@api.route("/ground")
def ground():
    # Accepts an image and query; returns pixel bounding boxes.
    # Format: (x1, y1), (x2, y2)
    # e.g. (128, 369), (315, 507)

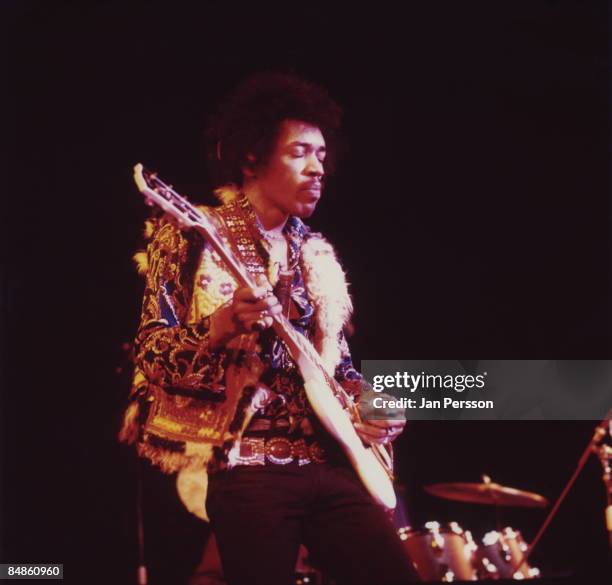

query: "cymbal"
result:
(425, 480), (549, 508)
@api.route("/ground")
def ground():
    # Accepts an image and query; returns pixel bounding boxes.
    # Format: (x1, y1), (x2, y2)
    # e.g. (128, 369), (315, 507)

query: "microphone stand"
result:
(136, 455), (148, 585)
(512, 412), (611, 575)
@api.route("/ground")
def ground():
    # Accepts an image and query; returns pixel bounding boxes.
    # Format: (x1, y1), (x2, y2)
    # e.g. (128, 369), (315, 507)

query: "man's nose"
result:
(304, 154), (324, 177)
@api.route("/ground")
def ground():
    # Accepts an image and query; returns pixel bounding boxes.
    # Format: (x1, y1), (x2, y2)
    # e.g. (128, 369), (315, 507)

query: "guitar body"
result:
(133, 164), (397, 510)
(303, 379), (397, 509)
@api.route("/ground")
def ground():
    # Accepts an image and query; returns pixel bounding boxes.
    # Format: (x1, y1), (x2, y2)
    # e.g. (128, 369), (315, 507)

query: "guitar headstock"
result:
(133, 163), (203, 229)
(133, 162), (254, 288)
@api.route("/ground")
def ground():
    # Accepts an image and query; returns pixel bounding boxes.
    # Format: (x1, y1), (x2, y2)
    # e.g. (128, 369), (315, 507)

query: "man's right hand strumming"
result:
(209, 284), (282, 350)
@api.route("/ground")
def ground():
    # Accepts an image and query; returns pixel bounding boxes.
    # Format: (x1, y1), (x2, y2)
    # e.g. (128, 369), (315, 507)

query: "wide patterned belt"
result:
(227, 436), (327, 467)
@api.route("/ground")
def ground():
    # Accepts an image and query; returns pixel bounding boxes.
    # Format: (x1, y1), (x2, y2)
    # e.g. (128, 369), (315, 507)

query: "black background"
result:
(2, 2), (611, 583)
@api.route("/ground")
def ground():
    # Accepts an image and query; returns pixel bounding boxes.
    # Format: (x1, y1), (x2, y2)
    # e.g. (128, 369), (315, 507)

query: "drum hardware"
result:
(422, 475), (547, 579)
(398, 521), (479, 582)
(479, 527), (540, 580)
(398, 520), (542, 581)
(424, 477), (549, 508)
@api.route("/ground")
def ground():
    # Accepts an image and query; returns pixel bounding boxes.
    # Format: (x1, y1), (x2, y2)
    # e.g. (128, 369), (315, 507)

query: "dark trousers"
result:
(206, 462), (418, 585)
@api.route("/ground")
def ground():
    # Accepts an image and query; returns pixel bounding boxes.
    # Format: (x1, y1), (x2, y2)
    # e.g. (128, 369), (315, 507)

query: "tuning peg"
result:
(144, 197), (154, 207)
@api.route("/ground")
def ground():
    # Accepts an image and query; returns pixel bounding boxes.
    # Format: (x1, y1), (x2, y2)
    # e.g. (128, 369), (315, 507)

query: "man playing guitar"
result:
(122, 72), (416, 585)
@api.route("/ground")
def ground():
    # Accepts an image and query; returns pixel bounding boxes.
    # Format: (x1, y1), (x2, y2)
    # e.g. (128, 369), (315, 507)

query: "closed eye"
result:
(287, 142), (326, 161)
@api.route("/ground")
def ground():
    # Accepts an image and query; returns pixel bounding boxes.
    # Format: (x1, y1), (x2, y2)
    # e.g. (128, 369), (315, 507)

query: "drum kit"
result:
(397, 476), (548, 581)
(395, 416), (612, 582)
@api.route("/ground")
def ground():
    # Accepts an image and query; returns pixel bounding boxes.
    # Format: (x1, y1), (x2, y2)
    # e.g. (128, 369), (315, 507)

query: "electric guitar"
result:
(133, 163), (396, 509)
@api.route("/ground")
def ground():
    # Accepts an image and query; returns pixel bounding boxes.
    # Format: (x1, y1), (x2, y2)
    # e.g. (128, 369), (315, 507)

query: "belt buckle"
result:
(265, 437), (294, 465)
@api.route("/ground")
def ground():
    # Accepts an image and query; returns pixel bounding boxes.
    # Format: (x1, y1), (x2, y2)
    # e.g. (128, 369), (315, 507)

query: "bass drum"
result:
(398, 521), (479, 582)
(478, 526), (541, 580)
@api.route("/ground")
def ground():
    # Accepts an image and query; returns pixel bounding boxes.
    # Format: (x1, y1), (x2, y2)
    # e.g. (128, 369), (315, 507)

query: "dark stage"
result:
(3, 2), (611, 583)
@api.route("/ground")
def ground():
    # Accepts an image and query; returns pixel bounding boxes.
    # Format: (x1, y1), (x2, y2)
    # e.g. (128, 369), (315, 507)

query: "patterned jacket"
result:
(120, 188), (363, 473)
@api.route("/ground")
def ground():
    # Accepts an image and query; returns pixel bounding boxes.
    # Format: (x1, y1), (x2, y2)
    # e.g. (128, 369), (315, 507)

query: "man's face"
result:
(253, 119), (326, 219)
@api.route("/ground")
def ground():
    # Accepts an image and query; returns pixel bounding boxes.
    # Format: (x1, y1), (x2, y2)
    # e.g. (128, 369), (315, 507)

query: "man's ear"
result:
(242, 153), (258, 179)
